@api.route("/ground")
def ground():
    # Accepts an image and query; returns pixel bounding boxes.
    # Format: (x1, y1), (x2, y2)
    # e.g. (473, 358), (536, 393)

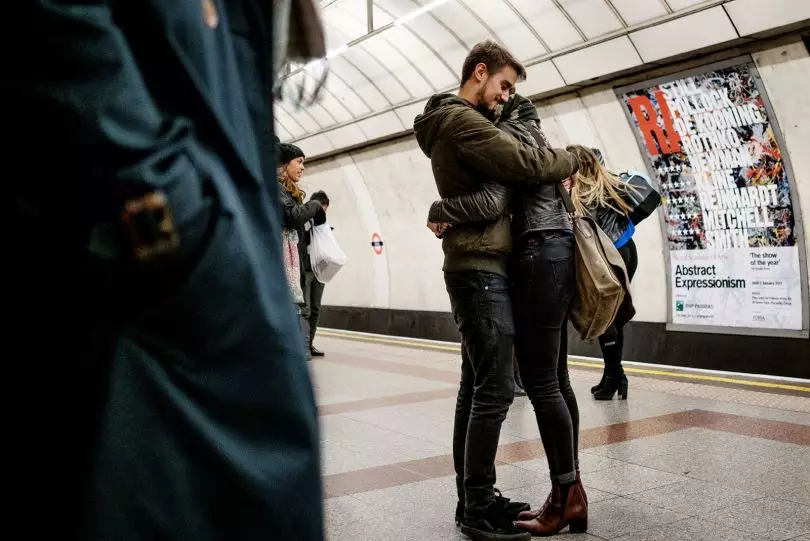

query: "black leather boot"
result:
(590, 370), (607, 395)
(593, 374), (628, 400)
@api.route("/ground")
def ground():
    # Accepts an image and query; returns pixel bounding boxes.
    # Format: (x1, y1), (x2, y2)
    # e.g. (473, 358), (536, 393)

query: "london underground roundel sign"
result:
(371, 233), (384, 255)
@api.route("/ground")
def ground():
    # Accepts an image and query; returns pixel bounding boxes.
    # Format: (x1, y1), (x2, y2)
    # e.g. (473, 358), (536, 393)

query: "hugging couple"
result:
(414, 39), (592, 541)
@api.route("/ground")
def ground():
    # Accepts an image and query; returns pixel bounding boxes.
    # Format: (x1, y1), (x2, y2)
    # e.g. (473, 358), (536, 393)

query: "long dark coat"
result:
(5, 2), (323, 539)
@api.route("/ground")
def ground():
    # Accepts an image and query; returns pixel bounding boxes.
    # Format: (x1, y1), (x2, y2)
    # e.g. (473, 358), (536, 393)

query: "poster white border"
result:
(615, 55), (809, 339)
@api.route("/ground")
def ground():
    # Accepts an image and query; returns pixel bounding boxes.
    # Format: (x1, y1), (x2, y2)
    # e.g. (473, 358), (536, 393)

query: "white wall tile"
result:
(555, 37), (643, 84)
(725, 0), (810, 37)
(630, 7), (738, 63)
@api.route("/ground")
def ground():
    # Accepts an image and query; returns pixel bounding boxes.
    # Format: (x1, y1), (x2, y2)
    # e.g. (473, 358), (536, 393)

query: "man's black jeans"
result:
(511, 231), (579, 484)
(446, 270), (515, 517)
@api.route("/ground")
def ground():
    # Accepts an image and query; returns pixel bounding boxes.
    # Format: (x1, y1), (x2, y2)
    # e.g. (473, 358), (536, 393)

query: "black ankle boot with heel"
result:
(590, 371), (607, 395)
(592, 374), (628, 400)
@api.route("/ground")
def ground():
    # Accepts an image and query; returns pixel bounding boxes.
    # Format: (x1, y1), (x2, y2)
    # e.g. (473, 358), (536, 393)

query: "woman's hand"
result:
(427, 221), (452, 238)
(562, 175), (575, 192)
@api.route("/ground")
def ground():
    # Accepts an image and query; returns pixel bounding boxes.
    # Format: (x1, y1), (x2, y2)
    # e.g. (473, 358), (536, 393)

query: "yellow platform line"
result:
(319, 329), (810, 394)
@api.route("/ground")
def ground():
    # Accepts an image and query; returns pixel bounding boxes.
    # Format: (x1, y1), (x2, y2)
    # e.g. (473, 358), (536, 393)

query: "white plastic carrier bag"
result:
(309, 221), (347, 283)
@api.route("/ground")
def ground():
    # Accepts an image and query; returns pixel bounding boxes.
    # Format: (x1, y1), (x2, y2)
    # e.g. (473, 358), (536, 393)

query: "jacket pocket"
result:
(479, 216), (513, 254)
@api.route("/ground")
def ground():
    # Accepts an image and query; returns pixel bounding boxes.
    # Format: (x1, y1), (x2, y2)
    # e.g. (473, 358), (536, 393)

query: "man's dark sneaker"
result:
(459, 499), (531, 541)
(455, 489), (531, 526)
(310, 347), (325, 358)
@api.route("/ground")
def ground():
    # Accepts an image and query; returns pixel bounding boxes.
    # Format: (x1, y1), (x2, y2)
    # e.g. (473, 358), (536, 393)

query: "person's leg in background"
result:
(297, 306), (311, 360)
(593, 240), (638, 400)
(299, 269), (314, 359)
(307, 271), (326, 356)
(513, 349), (527, 397)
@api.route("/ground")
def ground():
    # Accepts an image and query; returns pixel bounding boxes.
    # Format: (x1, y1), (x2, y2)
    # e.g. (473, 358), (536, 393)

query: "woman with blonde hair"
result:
(566, 145), (642, 400)
(277, 141), (324, 358)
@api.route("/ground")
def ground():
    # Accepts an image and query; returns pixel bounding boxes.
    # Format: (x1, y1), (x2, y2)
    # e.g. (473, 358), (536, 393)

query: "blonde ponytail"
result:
(566, 145), (636, 217)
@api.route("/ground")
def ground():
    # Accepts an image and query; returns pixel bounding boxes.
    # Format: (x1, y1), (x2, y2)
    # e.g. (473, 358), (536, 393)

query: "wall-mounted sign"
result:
(617, 56), (808, 337)
(371, 232), (384, 255)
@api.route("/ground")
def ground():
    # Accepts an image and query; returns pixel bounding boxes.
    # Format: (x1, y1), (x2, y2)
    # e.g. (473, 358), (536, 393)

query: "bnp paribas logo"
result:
(675, 300), (685, 312)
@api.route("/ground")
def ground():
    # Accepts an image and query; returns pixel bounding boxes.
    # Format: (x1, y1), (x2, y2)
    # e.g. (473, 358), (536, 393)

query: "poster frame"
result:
(614, 54), (809, 339)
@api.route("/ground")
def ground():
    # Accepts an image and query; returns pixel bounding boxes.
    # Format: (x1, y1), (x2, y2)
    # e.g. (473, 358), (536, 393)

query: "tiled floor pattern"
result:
(311, 336), (810, 541)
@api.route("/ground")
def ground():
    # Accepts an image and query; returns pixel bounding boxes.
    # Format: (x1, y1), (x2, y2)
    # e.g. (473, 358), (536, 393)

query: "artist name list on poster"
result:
(661, 78), (777, 250)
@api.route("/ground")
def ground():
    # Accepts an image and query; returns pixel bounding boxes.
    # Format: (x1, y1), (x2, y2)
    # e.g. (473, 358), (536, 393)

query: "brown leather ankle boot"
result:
(515, 479), (588, 535)
(517, 471), (584, 520)
(577, 470), (587, 505)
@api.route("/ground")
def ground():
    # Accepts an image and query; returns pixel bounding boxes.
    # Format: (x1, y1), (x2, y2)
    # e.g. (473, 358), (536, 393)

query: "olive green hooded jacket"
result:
(414, 93), (577, 276)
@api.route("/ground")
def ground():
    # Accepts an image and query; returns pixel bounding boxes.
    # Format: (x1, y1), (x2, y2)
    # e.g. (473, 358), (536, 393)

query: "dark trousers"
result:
(558, 322), (580, 471)
(598, 239), (639, 376)
(511, 231), (579, 484)
(301, 270), (325, 348)
(446, 271), (515, 516)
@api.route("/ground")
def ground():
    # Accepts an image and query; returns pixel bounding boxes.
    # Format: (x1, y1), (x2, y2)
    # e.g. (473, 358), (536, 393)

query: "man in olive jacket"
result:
(6, 2), (322, 540)
(413, 40), (577, 541)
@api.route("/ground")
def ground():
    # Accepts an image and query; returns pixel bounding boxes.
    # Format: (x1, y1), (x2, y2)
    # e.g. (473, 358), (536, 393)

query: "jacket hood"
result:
(413, 93), (472, 158)
(499, 94), (540, 125)
(497, 93), (547, 148)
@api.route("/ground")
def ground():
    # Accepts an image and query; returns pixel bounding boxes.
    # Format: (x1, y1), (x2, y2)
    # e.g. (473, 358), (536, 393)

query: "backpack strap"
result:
(524, 124), (577, 216)
(556, 182), (576, 216)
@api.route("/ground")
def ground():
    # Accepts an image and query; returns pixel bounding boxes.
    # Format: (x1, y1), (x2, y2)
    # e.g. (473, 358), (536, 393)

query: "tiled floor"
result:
(310, 334), (810, 541)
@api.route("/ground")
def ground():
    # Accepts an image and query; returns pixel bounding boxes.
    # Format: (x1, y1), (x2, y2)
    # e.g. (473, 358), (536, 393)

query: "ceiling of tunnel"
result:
(273, 0), (805, 149)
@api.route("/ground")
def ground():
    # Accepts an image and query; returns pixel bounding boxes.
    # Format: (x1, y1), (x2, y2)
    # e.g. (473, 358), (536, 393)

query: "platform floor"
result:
(310, 332), (810, 541)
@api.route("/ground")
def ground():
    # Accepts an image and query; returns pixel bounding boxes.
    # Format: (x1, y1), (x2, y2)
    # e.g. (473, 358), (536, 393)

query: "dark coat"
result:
(427, 95), (573, 238)
(279, 187), (323, 276)
(5, 2), (322, 540)
(414, 93), (577, 276)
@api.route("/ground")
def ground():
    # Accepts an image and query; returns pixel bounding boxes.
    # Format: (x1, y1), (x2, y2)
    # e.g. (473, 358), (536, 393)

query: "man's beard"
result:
(474, 95), (498, 122)
(473, 88), (503, 122)
(475, 105), (503, 123)
(474, 104), (494, 121)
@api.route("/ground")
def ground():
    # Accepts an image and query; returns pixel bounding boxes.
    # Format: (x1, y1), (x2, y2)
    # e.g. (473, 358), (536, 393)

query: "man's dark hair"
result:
(310, 190), (330, 206)
(460, 40), (526, 86)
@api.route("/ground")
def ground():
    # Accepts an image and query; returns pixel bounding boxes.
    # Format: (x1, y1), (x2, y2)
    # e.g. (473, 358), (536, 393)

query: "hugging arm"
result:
(427, 182), (511, 225)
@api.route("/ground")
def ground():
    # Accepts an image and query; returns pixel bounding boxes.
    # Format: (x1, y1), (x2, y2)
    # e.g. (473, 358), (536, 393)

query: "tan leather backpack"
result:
(558, 186), (635, 341)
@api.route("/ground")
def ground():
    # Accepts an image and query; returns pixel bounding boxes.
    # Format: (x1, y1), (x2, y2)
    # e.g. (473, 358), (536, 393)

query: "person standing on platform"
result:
(427, 93), (588, 537)
(303, 190), (331, 357)
(6, 1), (326, 539)
(414, 40), (578, 541)
(278, 142), (325, 359)
(567, 146), (651, 401)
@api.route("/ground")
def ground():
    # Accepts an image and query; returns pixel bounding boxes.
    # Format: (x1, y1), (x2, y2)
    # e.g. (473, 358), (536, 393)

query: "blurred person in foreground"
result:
(5, 1), (326, 539)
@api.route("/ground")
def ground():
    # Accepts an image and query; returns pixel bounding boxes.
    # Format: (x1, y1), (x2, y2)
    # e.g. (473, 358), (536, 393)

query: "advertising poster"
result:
(617, 58), (807, 335)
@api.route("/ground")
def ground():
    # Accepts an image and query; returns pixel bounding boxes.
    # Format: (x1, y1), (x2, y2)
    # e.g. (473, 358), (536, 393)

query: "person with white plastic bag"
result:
(308, 212), (347, 284)
(278, 142), (325, 359)
(302, 191), (345, 356)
